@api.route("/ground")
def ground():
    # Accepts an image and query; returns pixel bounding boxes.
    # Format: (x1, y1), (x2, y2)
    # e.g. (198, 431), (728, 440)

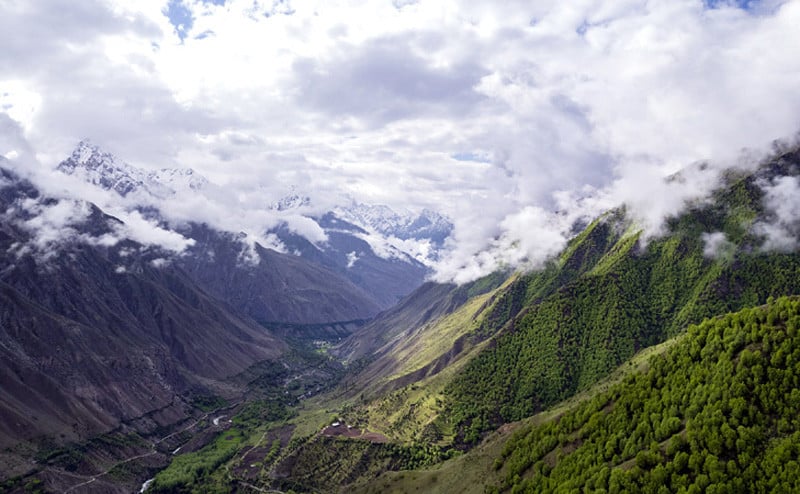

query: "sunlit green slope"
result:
(358, 296), (800, 493)
(140, 148), (800, 494)
(443, 149), (800, 444)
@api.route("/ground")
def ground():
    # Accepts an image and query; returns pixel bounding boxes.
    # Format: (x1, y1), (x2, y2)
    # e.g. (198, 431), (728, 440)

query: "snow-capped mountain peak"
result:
(59, 140), (147, 196)
(335, 203), (453, 245)
(58, 141), (207, 198)
(269, 193), (311, 212)
(149, 168), (208, 193)
(74, 139), (102, 165)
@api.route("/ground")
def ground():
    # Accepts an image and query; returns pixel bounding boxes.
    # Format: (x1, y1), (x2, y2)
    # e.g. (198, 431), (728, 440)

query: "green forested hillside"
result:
(132, 149), (800, 494)
(284, 149), (800, 491)
(492, 295), (800, 493)
(443, 153), (800, 443)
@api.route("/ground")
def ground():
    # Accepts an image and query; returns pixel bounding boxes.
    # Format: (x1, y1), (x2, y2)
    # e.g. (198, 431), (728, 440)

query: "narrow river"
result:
(139, 478), (154, 493)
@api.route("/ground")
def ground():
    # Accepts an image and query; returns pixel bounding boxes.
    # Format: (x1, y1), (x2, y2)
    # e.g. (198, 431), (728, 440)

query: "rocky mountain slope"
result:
(0, 142), (438, 491)
(174, 222), (382, 326)
(270, 213), (428, 310)
(0, 168), (285, 453)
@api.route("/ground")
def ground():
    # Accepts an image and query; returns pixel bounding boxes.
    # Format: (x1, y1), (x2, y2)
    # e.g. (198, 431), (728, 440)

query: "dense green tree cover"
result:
(444, 155), (800, 443)
(275, 436), (456, 493)
(492, 296), (800, 493)
(149, 429), (246, 493)
(233, 399), (295, 429)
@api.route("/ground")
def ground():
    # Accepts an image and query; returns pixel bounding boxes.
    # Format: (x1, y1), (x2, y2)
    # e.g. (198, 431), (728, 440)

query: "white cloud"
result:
(702, 231), (734, 258)
(115, 209), (195, 253)
(0, 145), (198, 259)
(0, 80), (42, 132)
(150, 257), (169, 268)
(1, 0), (799, 282)
(1, 189), (195, 262)
(18, 199), (91, 248)
(2, 195), (119, 261)
(753, 175), (800, 251)
(281, 215), (329, 245)
(433, 205), (575, 284)
(353, 231), (412, 262)
(604, 160), (725, 238)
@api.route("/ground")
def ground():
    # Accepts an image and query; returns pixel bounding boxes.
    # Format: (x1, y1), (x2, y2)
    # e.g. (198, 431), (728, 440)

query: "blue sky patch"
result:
(704, 0), (759, 10)
(164, 0), (193, 41)
(263, 0), (296, 18)
(452, 152), (492, 164)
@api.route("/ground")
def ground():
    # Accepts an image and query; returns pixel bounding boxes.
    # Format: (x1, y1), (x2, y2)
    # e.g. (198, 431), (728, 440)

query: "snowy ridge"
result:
(269, 193), (311, 211)
(335, 203), (453, 245)
(56, 141), (452, 267)
(266, 187), (452, 245)
(148, 168), (208, 194)
(57, 140), (207, 198)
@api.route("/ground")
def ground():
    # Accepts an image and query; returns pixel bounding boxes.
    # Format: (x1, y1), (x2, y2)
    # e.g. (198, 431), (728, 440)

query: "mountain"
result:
(266, 193), (449, 306)
(492, 295), (800, 493)
(354, 296), (800, 493)
(174, 222), (382, 327)
(197, 145), (800, 493)
(267, 193), (453, 307)
(7, 144), (800, 493)
(441, 148), (800, 444)
(269, 192), (311, 211)
(270, 194), (454, 248)
(57, 140), (207, 198)
(0, 167), (284, 452)
(332, 272), (509, 400)
(335, 202), (453, 247)
(272, 213), (429, 309)
(57, 141), (431, 311)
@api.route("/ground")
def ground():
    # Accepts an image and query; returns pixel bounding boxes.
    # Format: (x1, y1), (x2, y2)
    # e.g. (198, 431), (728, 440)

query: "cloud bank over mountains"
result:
(1, 0), (800, 282)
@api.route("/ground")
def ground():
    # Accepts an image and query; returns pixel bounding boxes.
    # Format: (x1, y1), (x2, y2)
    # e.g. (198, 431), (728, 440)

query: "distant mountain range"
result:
(335, 202), (453, 247)
(13, 142), (800, 494)
(57, 140), (451, 308)
(60, 140), (452, 250)
(0, 166), (284, 451)
(58, 140), (208, 198)
(0, 141), (448, 481)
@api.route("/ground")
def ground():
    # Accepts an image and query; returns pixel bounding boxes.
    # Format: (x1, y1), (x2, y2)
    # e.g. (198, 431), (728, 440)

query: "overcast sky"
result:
(2, 0), (800, 282)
